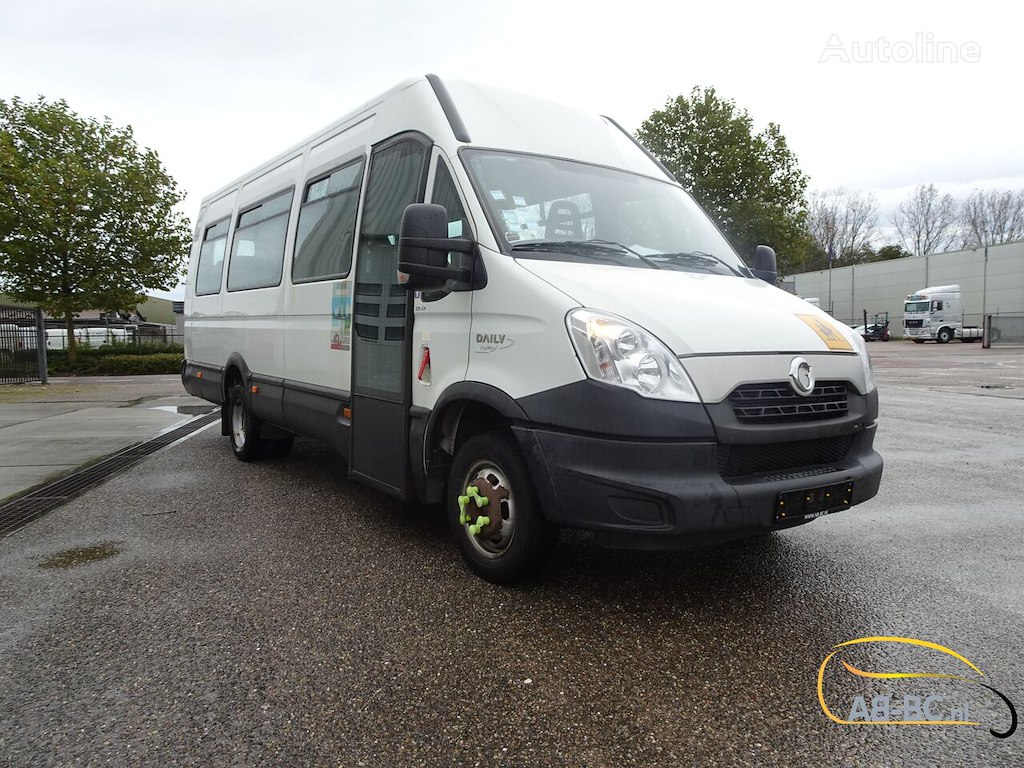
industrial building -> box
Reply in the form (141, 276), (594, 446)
(785, 241), (1024, 335)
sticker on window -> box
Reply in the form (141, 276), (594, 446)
(331, 282), (352, 351)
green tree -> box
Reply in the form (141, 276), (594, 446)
(0, 96), (191, 363)
(636, 87), (812, 275)
(870, 243), (912, 262)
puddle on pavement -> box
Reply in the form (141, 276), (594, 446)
(39, 542), (121, 569)
(149, 405), (218, 415)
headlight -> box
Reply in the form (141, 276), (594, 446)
(566, 309), (700, 402)
(850, 332), (876, 393)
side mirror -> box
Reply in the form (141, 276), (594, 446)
(751, 245), (777, 284)
(398, 203), (478, 293)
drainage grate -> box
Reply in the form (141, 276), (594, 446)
(0, 411), (219, 536)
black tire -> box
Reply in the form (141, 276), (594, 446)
(936, 328), (952, 344)
(913, 338), (925, 344)
(227, 382), (263, 461)
(447, 431), (556, 584)
(263, 436), (294, 459)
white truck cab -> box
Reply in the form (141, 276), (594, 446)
(182, 76), (883, 582)
(903, 284), (982, 343)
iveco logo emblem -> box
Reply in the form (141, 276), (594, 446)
(789, 357), (815, 396)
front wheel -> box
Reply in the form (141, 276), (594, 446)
(447, 431), (556, 584)
(937, 328), (953, 344)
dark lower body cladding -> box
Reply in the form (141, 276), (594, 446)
(513, 425), (883, 549)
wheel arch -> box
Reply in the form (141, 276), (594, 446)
(425, 382), (528, 459)
(414, 383), (529, 504)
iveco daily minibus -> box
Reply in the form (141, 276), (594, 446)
(183, 75), (883, 583)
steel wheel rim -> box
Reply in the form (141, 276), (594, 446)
(231, 398), (246, 449)
(461, 459), (516, 559)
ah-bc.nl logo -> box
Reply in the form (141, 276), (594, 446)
(818, 636), (1016, 739)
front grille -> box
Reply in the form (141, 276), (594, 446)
(729, 381), (848, 424)
(904, 319), (923, 328)
(717, 434), (855, 479)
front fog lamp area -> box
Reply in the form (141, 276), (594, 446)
(566, 309), (700, 402)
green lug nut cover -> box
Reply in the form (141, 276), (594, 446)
(459, 485), (490, 529)
(469, 515), (491, 535)
(465, 485), (489, 507)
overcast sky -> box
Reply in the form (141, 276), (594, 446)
(3, 0), (1022, 298)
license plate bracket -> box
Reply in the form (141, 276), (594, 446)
(775, 480), (854, 523)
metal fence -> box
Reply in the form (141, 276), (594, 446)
(986, 313), (1024, 347)
(40, 323), (184, 350)
(0, 305), (47, 385)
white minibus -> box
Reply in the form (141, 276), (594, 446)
(183, 75), (883, 582)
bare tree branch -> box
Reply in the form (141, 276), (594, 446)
(808, 187), (879, 264)
(960, 188), (1024, 247)
(892, 184), (960, 256)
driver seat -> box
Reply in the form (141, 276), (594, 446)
(545, 200), (580, 240)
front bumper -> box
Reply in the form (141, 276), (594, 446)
(513, 423), (883, 548)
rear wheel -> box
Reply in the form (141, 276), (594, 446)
(228, 382), (263, 461)
(447, 431), (556, 584)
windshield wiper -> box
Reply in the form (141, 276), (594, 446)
(644, 250), (744, 277)
(510, 239), (659, 268)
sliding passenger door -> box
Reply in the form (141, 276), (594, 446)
(349, 134), (429, 497)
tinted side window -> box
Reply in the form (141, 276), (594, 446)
(351, 139), (427, 394)
(195, 218), (229, 295)
(227, 189), (293, 291)
(293, 158), (364, 283)
(431, 160), (468, 227)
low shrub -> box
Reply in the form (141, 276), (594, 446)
(92, 354), (183, 375)
(48, 346), (183, 376)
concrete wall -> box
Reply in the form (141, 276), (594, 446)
(791, 241), (1024, 330)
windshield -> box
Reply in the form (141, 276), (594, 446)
(461, 150), (750, 277)
(905, 301), (930, 313)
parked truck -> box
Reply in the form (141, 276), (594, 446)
(903, 285), (983, 343)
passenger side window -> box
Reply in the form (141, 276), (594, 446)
(227, 189), (293, 291)
(293, 158), (364, 283)
(195, 219), (229, 295)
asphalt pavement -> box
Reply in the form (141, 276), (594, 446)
(0, 346), (1022, 767)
